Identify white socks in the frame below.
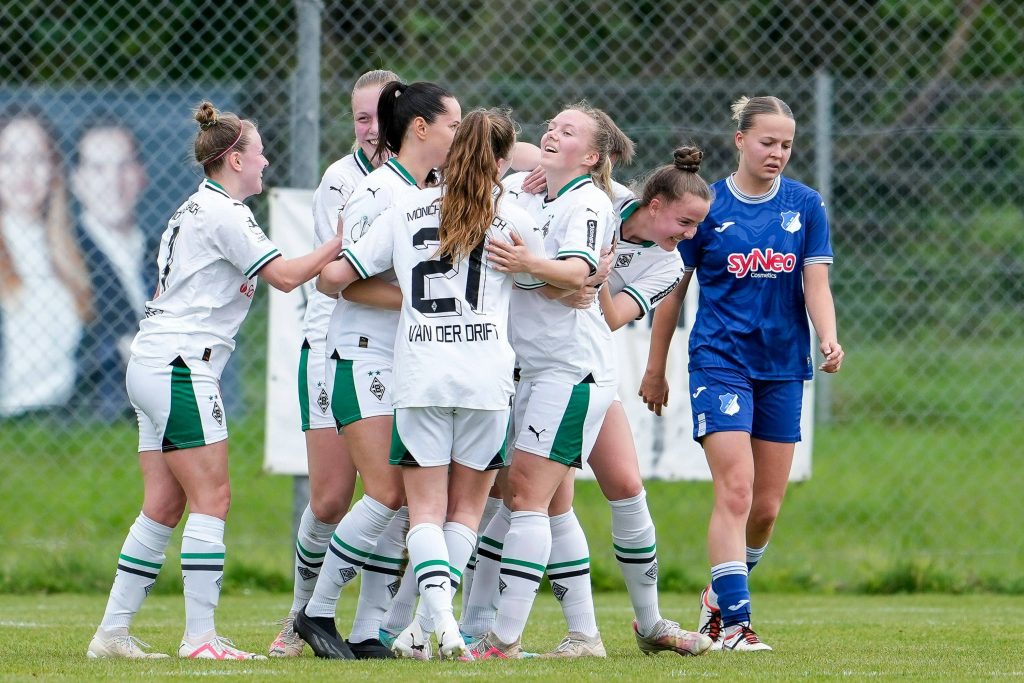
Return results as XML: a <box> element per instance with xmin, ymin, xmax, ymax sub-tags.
<box><xmin>350</xmin><ymin>506</ymin><xmax>408</xmax><ymax>642</ymax></box>
<box><xmin>99</xmin><ymin>512</ymin><xmax>173</xmax><ymax>631</ymax></box>
<box><xmin>289</xmin><ymin>505</ymin><xmax>337</xmax><ymax>614</ymax></box>
<box><xmin>460</xmin><ymin>496</ymin><xmax>502</xmax><ymax>615</ymax></box>
<box><xmin>181</xmin><ymin>513</ymin><xmax>225</xmax><ymax>638</ymax></box>
<box><xmin>492</xmin><ymin>511</ymin><xmax>550</xmax><ymax>645</ymax></box>
<box><xmin>305</xmin><ymin>495</ymin><xmax>397</xmax><ymax>619</ymax></box>
<box><xmin>547</xmin><ymin>509</ymin><xmax>597</xmax><ymax>637</ymax></box>
<box><xmin>406</xmin><ymin>523</ymin><xmax>454</xmax><ymax>630</ymax></box>
<box><xmin>610</xmin><ymin>489</ymin><xmax>662</xmax><ymax>634</ymax></box>
<box><xmin>460</xmin><ymin>503</ymin><xmax>511</xmax><ymax>637</ymax></box>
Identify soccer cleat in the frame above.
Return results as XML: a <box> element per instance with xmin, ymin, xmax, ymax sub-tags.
<box><xmin>391</xmin><ymin>618</ymin><xmax>432</xmax><ymax>660</ymax></box>
<box><xmin>698</xmin><ymin>584</ymin><xmax>724</xmax><ymax>650</ymax></box>
<box><xmin>721</xmin><ymin>623</ymin><xmax>772</xmax><ymax>651</ymax></box>
<box><xmin>539</xmin><ymin>631</ymin><xmax>607</xmax><ymax>658</ymax></box>
<box><xmin>633</xmin><ymin>618</ymin><xmax>713</xmax><ymax>656</ymax></box>
<box><xmin>347</xmin><ymin>637</ymin><xmax>396</xmax><ymax>659</ymax></box>
<box><xmin>268</xmin><ymin>612</ymin><xmax>305</xmax><ymax>658</ymax></box>
<box><xmin>465</xmin><ymin>632</ymin><xmax>523</xmax><ymax>660</ymax></box>
<box><xmin>378</xmin><ymin>627</ymin><xmax>398</xmax><ymax>649</ymax></box>
<box><xmin>436</xmin><ymin>613</ymin><xmax>469</xmax><ymax>660</ymax></box>
<box><xmin>87</xmin><ymin>628</ymin><xmax>170</xmax><ymax>659</ymax></box>
<box><xmin>292</xmin><ymin>608</ymin><xmax>355</xmax><ymax>660</ymax></box>
<box><xmin>178</xmin><ymin>632</ymin><xmax>268</xmax><ymax>660</ymax></box>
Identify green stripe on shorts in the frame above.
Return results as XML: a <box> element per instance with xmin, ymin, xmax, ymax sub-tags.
<box><xmin>298</xmin><ymin>341</ymin><xmax>311</xmax><ymax>431</ymax></box>
<box><xmin>549</xmin><ymin>382</ymin><xmax>591</xmax><ymax>468</ymax></box>
<box><xmin>330</xmin><ymin>358</ymin><xmax>363</xmax><ymax>427</ymax></box>
<box><xmin>389</xmin><ymin>414</ymin><xmax>417</xmax><ymax>466</ymax></box>
<box><xmin>163</xmin><ymin>357</ymin><xmax>206</xmax><ymax>452</ymax></box>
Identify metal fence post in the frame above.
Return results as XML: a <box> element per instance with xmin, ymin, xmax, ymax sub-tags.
<box><xmin>813</xmin><ymin>69</ymin><xmax>833</xmax><ymax>425</ymax></box>
<box><xmin>290</xmin><ymin>0</ymin><xmax>323</xmax><ymax>534</ymax></box>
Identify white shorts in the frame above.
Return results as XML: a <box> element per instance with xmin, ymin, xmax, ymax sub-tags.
<box><xmin>127</xmin><ymin>357</ymin><xmax>228</xmax><ymax>453</ymax></box>
<box><xmin>328</xmin><ymin>354</ymin><xmax>393</xmax><ymax>428</ymax></box>
<box><xmin>390</xmin><ymin>406</ymin><xmax>511</xmax><ymax>471</ymax></box>
<box><xmin>299</xmin><ymin>338</ymin><xmax>335</xmax><ymax>431</ymax></box>
<box><xmin>513</xmin><ymin>376</ymin><xmax>616</xmax><ymax>468</ymax></box>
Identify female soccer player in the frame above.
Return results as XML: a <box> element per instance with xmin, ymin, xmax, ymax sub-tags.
<box><xmin>641</xmin><ymin>96</ymin><xmax>844</xmax><ymax>651</ymax></box>
<box><xmin>269</xmin><ymin>69</ymin><xmax>400</xmax><ymax>659</ymax></box>
<box><xmin>87</xmin><ymin>101</ymin><xmax>345</xmax><ymax>660</ymax></box>
<box><xmin>293</xmin><ymin>81</ymin><xmax>463</xmax><ymax>660</ymax></box>
<box><xmin>317</xmin><ymin>107</ymin><xmax>578</xmax><ymax>660</ymax></box>
<box><xmin>464</xmin><ymin>103</ymin><xmax>618</xmax><ymax>660</ymax></box>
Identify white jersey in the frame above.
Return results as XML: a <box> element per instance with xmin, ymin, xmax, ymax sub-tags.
<box><xmin>301</xmin><ymin>148</ymin><xmax>375</xmax><ymax>342</ymax></box>
<box><xmin>344</xmin><ymin>187</ymin><xmax>543</xmax><ymax>409</ymax></box>
<box><xmin>329</xmin><ymin>158</ymin><xmax>421</xmax><ymax>363</ymax></box>
<box><xmin>607</xmin><ymin>182</ymin><xmax>684</xmax><ymax>318</ymax></box>
<box><xmin>504</xmin><ymin>173</ymin><xmax>618</xmax><ymax>385</ymax></box>
<box><xmin>131</xmin><ymin>178</ymin><xmax>280</xmax><ymax>377</ymax></box>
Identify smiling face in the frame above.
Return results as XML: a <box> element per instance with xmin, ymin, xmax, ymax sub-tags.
<box><xmin>233</xmin><ymin>124</ymin><xmax>268</xmax><ymax>199</ymax></box>
<box><xmin>539</xmin><ymin>109</ymin><xmax>599</xmax><ymax>176</ymax></box>
<box><xmin>735</xmin><ymin>112</ymin><xmax>795</xmax><ymax>188</ymax></box>
<box><xmin>646</xmin><ymin>193</ymin><xmax>711</xmax><ymax>251</ymax></box>
<box><xmin>351</xmin><ymin>85</ymin><xmax>384</xmax><ymax>162</ymax></box>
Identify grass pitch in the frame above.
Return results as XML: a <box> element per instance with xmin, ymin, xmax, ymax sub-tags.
<box><xmin>1</xmin><ymin>592</ymin><xmax>1019</xmax><ymax>681</ymax></box>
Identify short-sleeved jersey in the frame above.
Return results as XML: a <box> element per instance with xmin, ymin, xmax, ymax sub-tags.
<box><xmin>131</xmin><ymin>178</ymin><xmax>281</xmax><ymax>377</ymax></box>
<box><xmin>343</xmin><ymin>187</ymin><xmax>543</xmax><ymax>409</ymax></box>
<box><xmin>329</xmin><ymin>158</ymin><xmax>421</xmax><ymax>363</ymax></box>
<box><xmin>301</xmin><ymin>149</ymin><xmax>374</xmax><ymax>341</ymax></box>
<box><xmin>607</xmin><ymin>182</ymin><xmax>684</xmax><ymax>319</ymax></box>
<box><xmin>504</xmin><ymin>173</ymin><xmax>618</xmax><ymax>385</ymax></box>
<box><xmin>678</xmin><ymin>174</ymin><xmax>833</xmax><ymax>380</ymax></box>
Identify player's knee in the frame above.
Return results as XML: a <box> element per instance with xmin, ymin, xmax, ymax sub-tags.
<box><xmin>716</xmin><ymin>479</ymin><xmax>754</xmax><ymax>518</ymax></box>
<box><xmin>747</xmin><ymin>501</ymin><xmax>782</xmax><ymax>534</ymax></box>
<box><xmin>309</xmin><ymin>495</ymin><xmax>345</xmax><ymax>524</ymax></box>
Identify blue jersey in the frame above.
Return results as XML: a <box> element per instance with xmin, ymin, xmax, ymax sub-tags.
<box><xmin>678</xmin><ymin>175</ymin><xmax>833</xmax><ymax>380</ymax></box>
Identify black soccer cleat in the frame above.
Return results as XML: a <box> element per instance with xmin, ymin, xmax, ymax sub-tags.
<box><xmin>347</xmin><ymin>637</ymin><xmax>396</xmax><ymax>659</ymax></box>
<box><xmin>293</xmin><ymin>608</ymin><xmax>355</xmax><ymax>660</ymax></box>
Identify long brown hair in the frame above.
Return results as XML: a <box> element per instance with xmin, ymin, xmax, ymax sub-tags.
<box><xmin>437</xmin><ymin>108</ymin><xmax>517</xmax><ymax>263</ymax></box>
<box><xmin>0</xmin><ymin>112</ymin><xmax>92</xmax><ymax>322</ymax></box>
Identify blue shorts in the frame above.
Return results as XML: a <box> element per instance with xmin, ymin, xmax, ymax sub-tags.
<box><xmin>688</xmin><ymin>367</ymin><xmax>803</xmax><ymax>443</ymax></box>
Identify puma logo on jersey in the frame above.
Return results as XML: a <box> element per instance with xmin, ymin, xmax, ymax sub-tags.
<box><xmin>534</xmin><ymin>221</ymin><xmax>550</xmax><ymax>237</ymax></box>
<box><xmin>508</xmin><ymin>190</ymin><xmax>521</xmax><ymax>198</ymax></box>
<box><xmin>366</xmin><ymin>187</ymin><xmax>381</xmax><ymax>198</ymax></box>
<box><xmin>329</xmin><ymin>185</ymin><xmax>345</xmax><ymax>195</ymax></box>
<box><xmin>585</xmin><ymin>207</ymin><xmax>598</xmax><ymax>216</ymax></box>
<box><xmin>714</xmin><ymin>221</ymin><xmax>735</xmax><ymax>233</ymax></box>
<box><xmin>528</xmin><ymin>425</ymin><xmax>546</xmax><ymax>440</ymax></box>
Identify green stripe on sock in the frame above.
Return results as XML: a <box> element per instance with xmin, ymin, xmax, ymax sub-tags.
<box><xmin>367</xmin><ymin>553</ymin><xmax>404</xmax><ymax>564</ymax></box>
<box><xmin>547</xmin><ymin>556</ymin><xmax>590</xmax><ymax>570</ymax></box>
<box><xmin>502</xmin><ymin>557</ymin><xmax>546</xmax><ymax>573</ymax></box>
<box><xmin>119</xmin><ymin>553</ymin><xmax>162</xmax><ymax>569</ymax></box>
<box><xmin>180</xmin><ymin>552</ymin><xmax>225</xmax><ymax>559</ymax></box>
<box><xmin>480</xmin><ymin>535</ymin><xmax>504</xmax><ymax>550</ymax></box>
<box><xmin>297</xmin><ymin>540</ymin><xmax>327</xmax><ymax>559</ymax></box>
<box><xmin>613</xmin><ymin>543</ymin><xmax>657</xmax><ymax>554</ymax></box>
<box><xmin>333</xmin><ymin>535</ymin><xmax>371</xmax><ymax>558</ymax></box>
<box><xmin>414</xmin><ymin>559</ymin><xmax>449</xmax><ymax>573</ymax></box>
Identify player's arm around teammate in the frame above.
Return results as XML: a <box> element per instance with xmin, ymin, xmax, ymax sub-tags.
<box><xmin>270</xmin><ymin>69</ymin><xmax>402</xmax><ymax>659</ymax></box>
<box><xmin>641</xmin><ymin>96</ymin><xmax>843</xmax><ymax>651</ymax></box>
<box><xmin>88</xmin><ymin>101</ymin><xmax>342</xmax><ymax>661</ymax></box>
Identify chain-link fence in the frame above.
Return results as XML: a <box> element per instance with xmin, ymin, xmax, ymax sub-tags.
<box><xmin>1</xmin><ymin>0</ymin><xmax>1021</xmax><ymax>594</ymax></box>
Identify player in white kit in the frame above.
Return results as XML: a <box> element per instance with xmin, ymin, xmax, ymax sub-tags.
<box><xmin>269</xmin><ymin>69</ymin><xmax>401</xmax><ymax>659</ymax></box>
<box><xmin>88</xmin><ymin>101</ymin><xmax>344</xmax><ymax>660</ymax></box>
<box><xmin>318</xmin><ymin>108</ymin><xmax>586</xmax><ymax>659</ymax></box>
<box><xmin>293</xmin><ymin>81</ymin><xmax>464</xmax><ymax>660</ymax></box>
<box><xmin>466</xmin><ymin>104</ymin><xmax>620</xmax><ymax>659</ymax></box>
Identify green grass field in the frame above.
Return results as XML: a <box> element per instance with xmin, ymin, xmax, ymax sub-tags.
<box><xmin>2</xmin><ymin>592</ymin><xmax>1019</xmax><ymax>680</ymax></box>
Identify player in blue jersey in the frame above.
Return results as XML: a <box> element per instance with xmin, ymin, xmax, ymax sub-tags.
<box><xmin>641</xmin><ymin>96</ymin><xmax>843</xmax><ymax>651</ymax></box>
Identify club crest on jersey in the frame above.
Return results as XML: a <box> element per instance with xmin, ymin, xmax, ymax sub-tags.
<box><xmin>369</xmin><ymin>376</ymin><xmax>386</xmax><ymax>401</ymax></box>
<box><xmin>780</xmin><ymin>211</ymin><xmax>802</xmax><ymax>233</ymax></box>
<box><xmin>211</xmin><ymin>400</ymin><xmax>224</xmax><ymax>426</ymax></box>
<box><xmin>317</xmin><ymin>387</ymin><xmax>330</xmax><ymax>414</ymax></box>
<box><xmin>350</xmin><ymin>215</ymin><xmax>372</xmax><ymax>241</ymax></box>
<box><xmin>615</xmin><ymin>253</ymin><xmax>634</xmax><ymax>268</ymax></box>
<box><xmin>719</xmin><ymin>393</ymin><xmax>740</xmax><ymax>416</ymax></box>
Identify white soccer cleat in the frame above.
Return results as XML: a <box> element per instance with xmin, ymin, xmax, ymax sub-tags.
<box><xmin>87</xmin><ymin>628</ymin><xmax>170</xmax><ymax>659</ymax></box>
<box><xmin>436</xmin><ymin>613</ymin><xmax>469</xmax><ymax>660</ymax></box>
<box><xmin>391</xmin><ymin>619</ymin><xmax>432</xmax><ymax>660</ymax></box>
<box><xmin>268</xmin><ymin>611</ymin><xmax>305</xmax><ymax>658</ymax></box>
<box><xmin>698</xmin><ymin>584</ymin><xmax>724</xmax><ymax>650</ymax></box>
<box><xmin>539</xmin><ymin>631</ymin><xmax>607</xmax><ymax>658</ymax></box>
<box><xmin>633</xmin><ymin>618</ymin><xmax>714</xmax><ymax>656</ymax></box>
<box><xmin>721</xmin><ymin>623</ymin><xmax>772</xmax><ymax>652</ymax></box>
<box><xmin>178</xmin><ymin>631</ymin><xmax>268</xmax><ymax>660</ymax></box>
